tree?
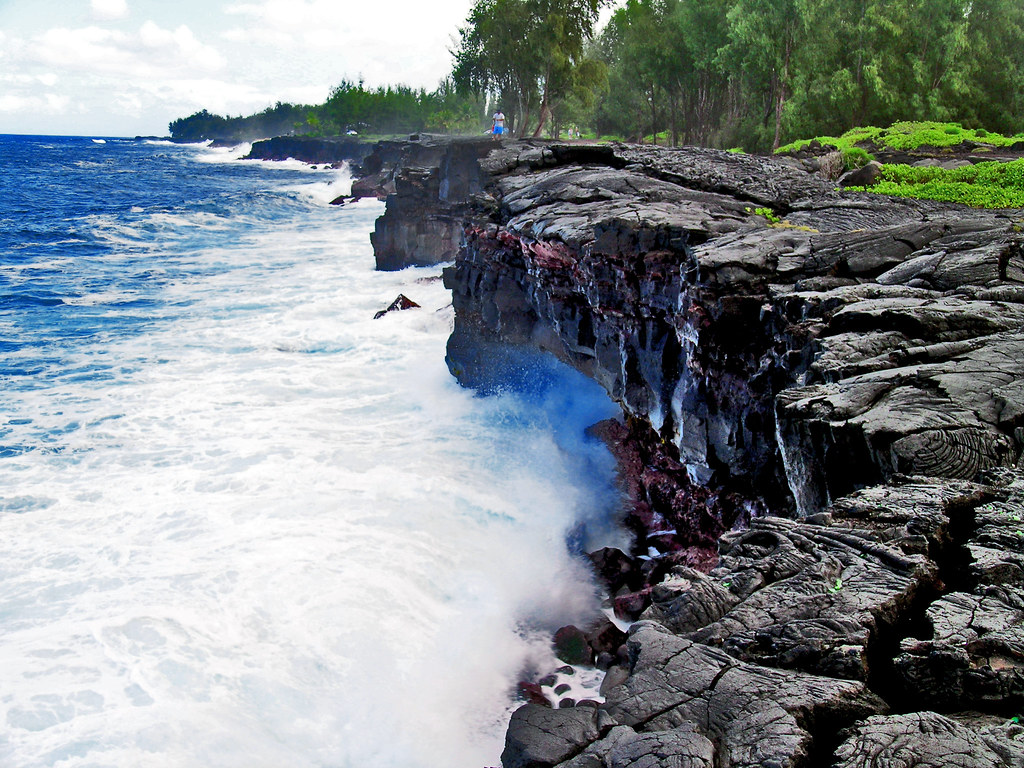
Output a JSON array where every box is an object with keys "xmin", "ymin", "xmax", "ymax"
[
  {"xmin": 453, "ymin": 0, "xmax": 607, "ymax": 137},
  {"xmin": 453, "ymin": 0, "xmax": 542, "ymax": 135},
  {"xmin": 955, "ymin": 0, "xmax": 1024, "ymax": 133},
  {"xmin": 721, "ymin": 0, "xmax": 804, "ymax": 151}
]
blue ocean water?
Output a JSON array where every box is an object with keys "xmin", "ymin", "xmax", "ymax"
[{"xmin": 0, "ymin": 135, "xmax": 626, "ymax": 768}]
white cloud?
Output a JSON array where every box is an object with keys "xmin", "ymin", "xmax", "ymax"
[
  {"xmin": 220, "ymin": 26, "xmax": 292, "ymax": 47},
  {"xmin": 0, "ymin": 0, "xmax": 478, "ymax": 135},
  {"xmin": 45, "ymin": 92, "xmax": 70, "ymax": 112},
  {"xmin": 30, "ymin": 22, "xmax": 224, "ymax": 78},
  {"xmin": 138, "ymin": 21, "xmax": 225, "ymax": 71},
  {"xmin": 92, "ymin": 0, "xmax": 129, "ymax": 21},
  {"xmin": 222, "ymin": 0, "xmax": 470, "ymax": 87},
  {"xmin": 33, "ymin": 26, "xmax": 133, "ymax": 72},
  {"xmin": 0, "ymin": 90, "xmax": 69, "ymax": 115},
  {"xmin": 0, "ymin": 93, "xmax": 31, "ymax": 113}
]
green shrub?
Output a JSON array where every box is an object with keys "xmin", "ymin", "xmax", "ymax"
[
  {"xmin": 778, "ymin": 121, "xmax": 1023, "ymax": 155},
  {"xmin": 847, "ymin": 159, "xmax": 1024, "ymax": 208},
  {"xmin": 842, "ymin": 146, "xmax": 875, "ymax": 169},
  {"xmin": 746, "ymin": 206, "xmax": 781, "ymax": 223}
]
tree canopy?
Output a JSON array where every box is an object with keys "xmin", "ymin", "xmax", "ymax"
[
  {"xmin": 168, "ymin": 80, "xmax": 485, "ymax": 142},
  {"xmin": 589, "ymin": 0, "xmax": 1024, "ymax": 151},
  {"xmin": 453, "ymin": 0, "xmax": 608, "ymax": 137},
  {"xmin": 171, "ymin": 0, "xmax": 1024, "ymax": 152}
]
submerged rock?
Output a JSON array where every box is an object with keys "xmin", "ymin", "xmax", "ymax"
[{"xmin": 372, "ymin": 294, "xmax": 420, "ymax": 319}]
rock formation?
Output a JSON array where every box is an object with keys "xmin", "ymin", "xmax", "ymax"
[
  {"xmin": 353, "ymin": 135, "xmax": 1024, "ymax": 767},
  {"xmin": 243, "ymin": 136, "xmax": 372, "ymax": 166}
]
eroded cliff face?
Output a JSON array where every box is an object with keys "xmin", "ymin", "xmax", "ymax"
[
  {"xmin": 354, "ymin": 136, "xmax": 1024, "ymax": 767},
  {"xmin": 370, "ymin": 138, "xmax": 1023, "ymax": 517}
]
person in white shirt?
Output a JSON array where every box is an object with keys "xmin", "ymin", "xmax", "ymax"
[{"xmin": 492, "ymin": 110, "xmax": 506, "ymax": 139}]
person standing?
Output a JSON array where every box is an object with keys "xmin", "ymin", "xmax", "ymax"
[{"xmin": 491, "ymin": 109, "xmax": 506, "ymax": 139}]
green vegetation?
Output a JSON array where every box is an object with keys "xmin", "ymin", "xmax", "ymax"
[
  {"xmin": 749, "ymin": 206, "xmax": 781, "ymax": 224},
  {"xmin": 169, "ymin": 103, "xmax": 309, "ymax": 143},
  {"xmin": 778, "ymin": 121, "xmax": 1024, "ymax": 154},
  {"xmin": 847, "ymin": 159, "xmax": 1024, "ymax": 209},
  {"xmin": 842, "ymin": 146, "xmax": 875, "ymax": 169},
  {"xmin": 452, "ymin": 0, "xmax": 606, "ymax": 138},
  {"xmin": 169, "ymin": 79, "xmax": 485, "ymax": 142},
  {"xmin": 587, "ymin": 0, "xmax": 1024, "ymax": 152},
  {"xmin": 171, "ymin": 0, "xmax": 1024, "ymax": 150}
]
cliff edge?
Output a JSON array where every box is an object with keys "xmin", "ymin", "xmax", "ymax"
[{"xmin": 355, "ymin": 135, "xmax": 1024, "ymax": 767}]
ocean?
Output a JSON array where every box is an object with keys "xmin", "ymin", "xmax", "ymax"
[{"xmin": 0, "ymin": 135, "xmax": 627, "ymax": 768}]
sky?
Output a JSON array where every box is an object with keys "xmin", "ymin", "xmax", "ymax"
[{"xmin": 0, "ymin": 0, "xmax": 481, "ymax": 136}]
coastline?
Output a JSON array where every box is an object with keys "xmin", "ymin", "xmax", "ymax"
[{"xmin": 347, "ymin": 134, "xmax": 1024, "ymax": 767}]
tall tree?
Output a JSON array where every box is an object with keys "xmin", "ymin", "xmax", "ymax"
[
  {"xmin": 453, "ymin": 0, "xmax": 607, "ymax": 137},
  {"xmin": 955, "ymin": 0, "xmax": 1024, "ymax": 133},
  {"xmin": 453, "ymin": 0, "xmax": 541, "ymax": 135},
  {"xmin": 721, "ymin": 0, "xmax": 804, "ymax": 151}
]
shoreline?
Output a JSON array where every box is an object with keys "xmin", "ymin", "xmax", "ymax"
[{"xmin": 348, "ymin": 134, "xmax": 1024, "ymax": 767}]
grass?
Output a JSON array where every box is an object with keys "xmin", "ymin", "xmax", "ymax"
[
  {"xmin": 745, "ymin": 206, "xmax": 819, "ymax": 231},
  {"xmin": 778, "ymin": 121, "xmax": 1024, "ymax": 154},
  {"xmin": 846, "ymin": 158, "xmax": 1024, "ymax": 208}
]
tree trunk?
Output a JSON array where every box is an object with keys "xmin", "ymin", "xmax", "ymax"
[
  {"xmin": 772, "ymin": 33, "xmax": 793, "ymax": 151},
  {"xmin": 650, "ymin": 87, "xmax": 658, "ymax": 145},
  {"xmin": 532, "ymin": 67, "xmax": 551, "ymax": 138},
  {"xmin": 517, "ymin": 82, "xmax": 531, "ymax": 139},
  {"xmin": 669, "ymin": 91, "xmax": 678, "ymax": 147}
]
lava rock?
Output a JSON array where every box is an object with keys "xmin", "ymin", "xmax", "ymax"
[
  {"xmin": 834, "ymin": 711, "xmax": 1024, "ymax": 767},
  {"xmin": 373, "ymin": 293, "xmax": 420, "ymax": 319},
  {"xmin": 553, "ymin": 626, "xmax": 593, "ymax": 666},
  {"xmin": 501, "ymin": 704, "xmax": 606, "ymax": 768}
]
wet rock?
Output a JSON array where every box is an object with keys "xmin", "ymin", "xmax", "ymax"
[
  {"xmin": 588, "ymin": 548, "xmax": 640, "ymax": 595},
  {"xmin": 602, "ymin": 622, "xmax": 885, "ymax": 767},
  {"xmin": 584, "ymin": 617, "xmax": 627, "ymax": 660},
  {"xmin": 501, "ymin": 704, "xmax": 606, "ymax": 768},
  {"xmin": 352, "ymin": 137, "xmax": 1024, "ymax": 767},
  {"xmin": 244, "ymin": 136, "xmax": 371, "ymax": 165},
  {"xmin": 373, "ymin": 293, "xmax": 420, "ymax": 319},
  {"xmin": 518, "ymin": 682, "xmax": 552, "ymax": 707}
]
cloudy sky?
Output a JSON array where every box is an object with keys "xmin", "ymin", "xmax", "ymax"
[{"xmin": 0, "ymin": 0, "xmax": 480, "ymax": 136}]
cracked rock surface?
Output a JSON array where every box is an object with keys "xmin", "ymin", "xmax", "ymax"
[{"xmin": 354, "ymin": 137, "xmax": 1024, "ymax": 767}]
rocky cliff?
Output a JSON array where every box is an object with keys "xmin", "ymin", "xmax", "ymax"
[
  {"xmin": 354, "ymin": 135, "xmax": 1024, "ymax": 767},
  {"xmin": 244, "ymin": 135, "xmax": 373, "ymax": 166}
]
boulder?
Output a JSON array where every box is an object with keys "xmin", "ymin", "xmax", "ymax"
[
  {"xmin": 501, "ymin": 704, "xmax": 607, "ymax": 768},
  {"xmin": 838, "ymin": 160, "xmax": 883, "ymax": 187},
  {"xmin": 834, "ymin": 711, "xmax": 1024, "ymax": 768},
  {"xmin": 553, "ymin": 625, "xmax": 593, "ymax": 666},
  {"xmin": 373, "ymin": 293, "xmax": 420, "ymax": 319}
]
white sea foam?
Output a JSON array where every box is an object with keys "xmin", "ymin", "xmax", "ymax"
[
  {"xmin": 277, "ymin": 170, "xmax": 352, "ymax": 205},
  {"xmin": 0, "ymin": 190, "xmax": 624, "ymax": 768},
  {"xmin": 190, "ymin": 142, "xmax": 254, "ymax": 165}
]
